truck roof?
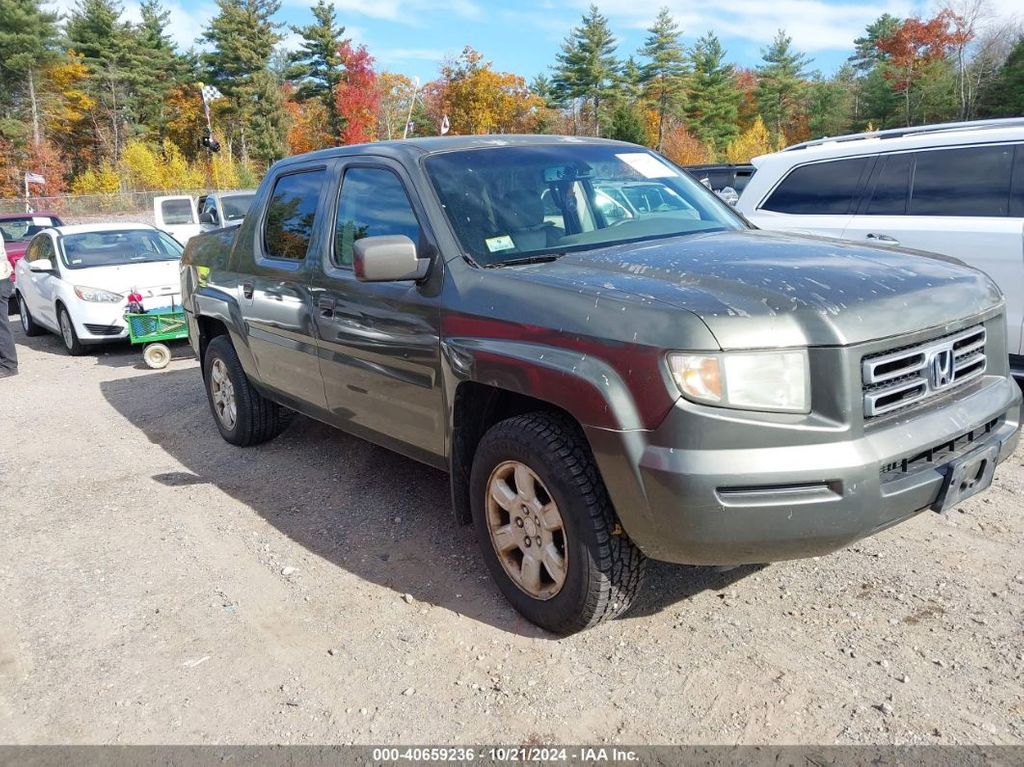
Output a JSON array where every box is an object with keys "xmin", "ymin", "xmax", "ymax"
[{"xmin": 275, "ymin": 134, "xmax": 634, "ymax": 169}]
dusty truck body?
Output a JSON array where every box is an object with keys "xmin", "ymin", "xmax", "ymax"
[{"xmin": 180, "ymin": 136, "xmax": 1021, "ymax": 634}]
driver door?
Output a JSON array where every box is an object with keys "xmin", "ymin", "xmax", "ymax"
[{"xmin": 20, "ymin": 234, "xmax": 60, "ymax": 329}]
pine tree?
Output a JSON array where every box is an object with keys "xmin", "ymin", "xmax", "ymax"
[
  {"xmin": 202, "ymin": 0, "xmax": 286, "ymax": 165},
  {"xmin": 849, "ymin": 14, "xmax": 900, "ymax": 74},
  {"xmin": 608, "ymin": 103, "xmax": 647, "ymax": 145},
  {"xmin": 0, "ymin": 0, "xmax": 58, "ymax": 143},
  {"xmin": 551, "ymin": 4, "xmax": 619, "ymax": 136},
  {"xmin": 65, "ymin": 0, "xmax": 136, "ymax": 158},
  {"xmin": 756, "ymin": 29, "xmax": 810, "ymax": 142},
  {"xmin": 977, "ymin": 35, "xmax": 1024, "ymax": 117},
  {"xmin": 639, "ymin": 7, "xmax": 687, "ymax": 152},
  {"xmin": 132, "ymin": 0, "xmax": 184, "ymax": 143},
  {"xmin": 287, "ymin": 0, "xmax": 347, "ymax": 141},
  {"xmin": 686, "ymin": 31, "xmax": 741, "ymax": 153}
]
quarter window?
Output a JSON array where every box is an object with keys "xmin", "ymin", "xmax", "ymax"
[
  {"xmin": 761, "ymin": 158, "xmax": 870, "ymax": 215},
  {"xmin": 334, "ymin": 167, "xmax": 421, "ymax": 267},
  {"xmin": 263, "ymin": 170, "xmax": 326, "ymax": 260},
  {"xmin": 909, "ymin": 145, "xmax": 1014, "ymax": 217}
]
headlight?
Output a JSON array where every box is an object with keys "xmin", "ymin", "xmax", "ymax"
[
  {"xmin": 74, "ymin": 286, "xmax": 123, "ymax": 303},
  {"xmin": 667, "ymin": 350, "xmax": 810, "ymax": 413}
]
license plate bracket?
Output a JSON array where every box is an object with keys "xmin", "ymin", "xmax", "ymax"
[{"xmin": 932, "ymin": 443, "xmax": 1000, "ymax": 514}]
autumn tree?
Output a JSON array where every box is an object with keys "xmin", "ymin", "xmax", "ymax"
[
  {"xmin": 439, "ymin": 47, "xmax": 544, "ymax": 135},
  {"xmin": 335, "ymin": 42, "xmax": 378, "ymax": 144},
  {"xmin": 876, "ymin": 12, "xmax": 959, "ymax": 124},
  {"xmin": 724, "ymin": 115, "xmax": 774, "ymax": 162},
  {"xmin": 756, "ymin": 30, "xmax": 810, "ymax": 143},
  {"xmin": 686, "ymin": 32, "xmax": 741, "ymax": 153},
  {"xmin": 287, "ymin": 0, "xmax": 347, "ymax": 141},
  {"xmin": 638, "ymin": 7, "xmax": 687, "ymax": 152},
  {"xmin": 551, "ymin": 5, "xmax": 620, "ymax": 136},
  {"xmin": 376, "ymin": 72, "xmax": 418, "ymax": 141}
]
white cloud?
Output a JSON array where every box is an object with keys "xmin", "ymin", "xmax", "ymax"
[
  {"xmin": 46, "ymin": 0, "xmax": 216, "ymax": 49},
  {"xmin": 281, "ymin": 0, "xmax": 482, "ymax": 24}
]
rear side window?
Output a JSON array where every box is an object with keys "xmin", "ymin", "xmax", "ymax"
[
  {"xmin": 909, "ymin": 145, "xmax": 1014, "ymax": 217},
  {"xmin": 761, "ymin": 158, "xmax": 870, "ymax": 214},
  {"xmin": 263, "ymin": 170, "xmax": 326, "ymax": 261},
  {"xmin": 865, "ymin": 154, "xmax": 911, "ymax": 215},
  {"xmin": 160, "ymin": 199, "xmax": 195, "ymax": 225},
  {"xmin": 334, "ymin": 167, "xmax": 421, "ymax": 267}
]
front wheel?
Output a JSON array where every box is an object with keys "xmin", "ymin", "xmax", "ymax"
[
  {"xmin": 470, "ymin": 412, "xmax": 646, "ymax": 634},
  {"xmin": 57, "ymin": 305, "xmax": 86, "ymax": 356},
  {"xmin": 203, "ymin": 335, "xmax": 291, "ymax": 446}
]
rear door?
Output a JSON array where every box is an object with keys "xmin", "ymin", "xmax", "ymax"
[
  {"xmin": 747, "ymin": 156, "xmax": 874, "ymax": 239},
  {"xmin": 240, "ymin": 167, "xmax": 329, "ymax": 408},
  {"xmin": 310, "ymin": 158, "xmax": 445, "ymax": 464},
  {"xmin": 154, "ymin": 195, "xmax": 201, "ymax": 244},
  {"xmin": 843, "ymin": 144, "xmax": 1024, "ymax": 355}
]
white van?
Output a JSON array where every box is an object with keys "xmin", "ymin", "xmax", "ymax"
[{"xmin": 736, "ymin": 118, "xmax": 1024, "ymax": 376}]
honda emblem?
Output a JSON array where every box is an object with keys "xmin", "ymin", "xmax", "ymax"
[{"xmin": 929, "ymin": 347, "xmax": 954, "ymax": 390}]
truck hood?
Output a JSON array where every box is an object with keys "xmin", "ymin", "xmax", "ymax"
[{"xmin": 522, "ymin": 230, "xmax": 1003, "ymax": 348}]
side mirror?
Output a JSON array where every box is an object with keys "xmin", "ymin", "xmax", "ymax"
[
  {"xmin": 199, "ymin": 210, "xmax": 217, "ymax": 225},
  {"xmin": 353, "ymin": 235, "xmax": 430, "ymax": 282},
  {"xmin": 29, "ymin": 258, "xmax": 54, "ymax": 273}
]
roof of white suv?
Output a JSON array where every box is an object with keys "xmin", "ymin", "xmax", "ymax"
[{"xmin": 751, "ymin": 118, "xmax": 1024, "ymax": 168}]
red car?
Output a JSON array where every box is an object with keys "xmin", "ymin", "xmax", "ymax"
[{"xmin": 1, "ymin": 212, "xmax": 64, "ymax": 284}]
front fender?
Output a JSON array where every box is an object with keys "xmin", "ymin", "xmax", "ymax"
[{"xmin": 191, "ymin": 283, "xmax": 257, "ymax": 378}]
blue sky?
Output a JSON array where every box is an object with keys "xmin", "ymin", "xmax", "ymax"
[{"xmin": 52, "ymin": 0, "xmax": 1020, "ymax": 81}]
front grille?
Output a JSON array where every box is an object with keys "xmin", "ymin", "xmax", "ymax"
[
  {"xmin": 880, "ymin": 418, "xmax": 998, "ymax": 479},
  {"xmin": 862, "ymin": 325, "xmax": 986, "ymax": 418},
  {"xmin": 83, "ymin": 323, "xmax": 123, "ymax": 336}
]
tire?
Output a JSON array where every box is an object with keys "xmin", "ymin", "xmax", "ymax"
[
  {"xmin": 203, "ymin": 334, "xmax": 291, "ymax": 446},
  {"xmin": 18, "ymin": 293, "xmax": 44, "ymax": 336},
  {"xmin": 57, "ymin": 304, "xmax": 86, "ymax": 356},
  {"xmin": 143, "ymin": 342, "xmax": 171, "ymax": 369},
  {"xmin": 470, "ymin": 412, "xmax": 646, "ymax": 634}
]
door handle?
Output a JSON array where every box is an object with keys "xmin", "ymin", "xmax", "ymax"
[
  {"xmin": 318, "ymin": 296, "xmax": 336, "ymax": 318},
  {"xmin": 866, "ymin": 233, "xmax": 900, "ymax": 246},
  {"xmin": 242, "ymin": 282, "xmax": 254, "ymax": 299}
]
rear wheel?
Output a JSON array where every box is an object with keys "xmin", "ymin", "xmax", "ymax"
[
  {"xmin": 17, "ymin": 293, "xmax": 44, "ymax": 336},
  {"xmin": 203, "ymin": 335, "xmax": 291, "ymax": 446},
  {"xmin": 470, "ymin": 412, "xmax": 646, "ymax": 634},
  {"xmin": 57, "ymin": 305, "xmax": 86, "ymax": 356}
]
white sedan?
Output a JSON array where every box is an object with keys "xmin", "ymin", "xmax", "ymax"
[{"xmin": 14, "ymin": 223, "xmax": 184, "ymax": 355}]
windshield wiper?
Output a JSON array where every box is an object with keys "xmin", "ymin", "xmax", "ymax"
[{"xmin": 487, "ymin": 253, "xmax": 564, "ymax": 268}]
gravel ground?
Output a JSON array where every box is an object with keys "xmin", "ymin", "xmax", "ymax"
[{"xmin": 1, "ymin": 315, "xmax": 1022, "ymax": 746}]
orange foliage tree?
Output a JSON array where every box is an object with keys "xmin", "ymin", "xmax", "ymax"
[
  {"xmin": 661, "ymin": 125, "xmax": 714, "ymax": 165},
  {"xmin": 876, "ymin": 11, "xmax": 959, "ymax": 123},
  {"xmin": 436, "ymin": 47, "xmax": 545, "ymax": 135},
  {"xmin": 335, "ymin": 42, "xmax": 379, "ymax": 144}
]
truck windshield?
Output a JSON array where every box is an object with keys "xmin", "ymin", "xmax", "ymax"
[
  {"xmin": 425, "ymin": 144, "xmax": 744, "ymax": 265},
  {"xmin": 59, "ymin": 229, "xmax": 183, "ymax": 269}
]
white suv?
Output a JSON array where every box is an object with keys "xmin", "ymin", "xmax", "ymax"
[{"xmin": 737, "ymin": 118, "xmax": 1024, "ymax": 375}]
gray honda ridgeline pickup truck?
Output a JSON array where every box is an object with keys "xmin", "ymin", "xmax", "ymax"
[{"xmin": 180, "ymin": 136, "xmax": 1021, "ymax": 634}]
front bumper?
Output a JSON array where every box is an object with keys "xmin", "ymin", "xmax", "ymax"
[
  {"xmin": 69, "ymin": 301, "xmax": 130, "ymax": 343},
  {"xmin": 587, "ymin": 375, "xmax": 1021, "ymax": 565}
]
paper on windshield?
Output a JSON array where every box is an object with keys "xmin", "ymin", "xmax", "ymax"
[{"xmin": 616, "ymin": 153, "xmax": 675, "ymax": 179}]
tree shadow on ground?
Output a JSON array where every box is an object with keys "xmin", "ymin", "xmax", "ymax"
[{"xmin": 101, "ymin": 367, "xmax": 761, "ymax": 638}]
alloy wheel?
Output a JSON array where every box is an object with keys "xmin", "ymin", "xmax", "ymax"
[{"xmin": 209, "ymin": 358, "xmax": 237, "ymax": 430}]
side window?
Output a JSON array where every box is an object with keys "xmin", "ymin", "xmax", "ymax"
[
  {"xmin": 910, "ymin": 145, "xmax": 1014, "ymax": 217},
  {"xmin": 263, "ymin": 169, "xmax": 326, "ymax": 261},
  {"xmin": 27, "ymin": 237, "xmax": 54, "ymax": 262},
  {"xmin": 334, "ymin": 167, "xmax": 422, "ymax": 267},
  {"xmin": 761, "ymin": 158, "xmax": 870, "ymax": 215},
  {"xmin": 864, "ymin": 153, "xmax": 911, "ymax": 215},
  {"xmin": 1011, "ymin": 145, "xmax": 1024, "ymax": 218}
]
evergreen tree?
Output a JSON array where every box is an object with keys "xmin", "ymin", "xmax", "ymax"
[
  {"xmin": 849, "ymin": 14, "xmax": 900, "ymax": 74},
  {"xmin": 639, "ymin": 7, "xmax": 687, "ymax": 152},
  {"xmin": 551, "ymin": 4, "xmax": 619, "ymax": 136},
  {"xmin": 0, "ymin": 0, "xmax": 58, "ymax": 142},
  {"xmin": 287, "ymin": 0, "xmax": 347, "ymax": 140},
  {"xmin": 756, "ymin": 29, "xmax": 810, "ymax": 141},
  {"xmin": 686, "ymin": 31, "xmax": 741, "ymax": 153},
  {"xmin": 608, "ymin": 103, "xmax": 647, "ymax": 145},
  {"xmin": 65, "ymin": 0, "xmax": 136, "ymax": 158},
  {"xmin": 202, "ymin": 0, "xmax": 286, "ymax": 165},
  {"xmin": 807, "ymin": 66, "xmax": 854, "ymax": 138},
  {"xmin": 977, "ymin": 35, "xmax": 1024, "ymax": 117},
  {"xmin": 619, "ymin": 56, "xmax": 644, "ymax": 104},
  {"xmin": 132, "ymin": 0, "xmax": 184, "ymax": 143}
]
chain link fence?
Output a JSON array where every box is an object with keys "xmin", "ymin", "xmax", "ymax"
[{"xmin": 0, "ymin": 190, "xmax": 207, "ymax": 225}]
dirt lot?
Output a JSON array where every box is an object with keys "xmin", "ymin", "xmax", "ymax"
[{"xmin": 1, "ymin": 314, "xmax": 1022, "ymax": 746}]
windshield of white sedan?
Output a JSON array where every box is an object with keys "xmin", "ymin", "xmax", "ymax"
[
  {"xmin": 59, "ymin": 230, "xmax": 183, "ymax": 269},
  {"xmin": 425, "ymin": 145, "xmax": 743, "ymax": 265}
]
